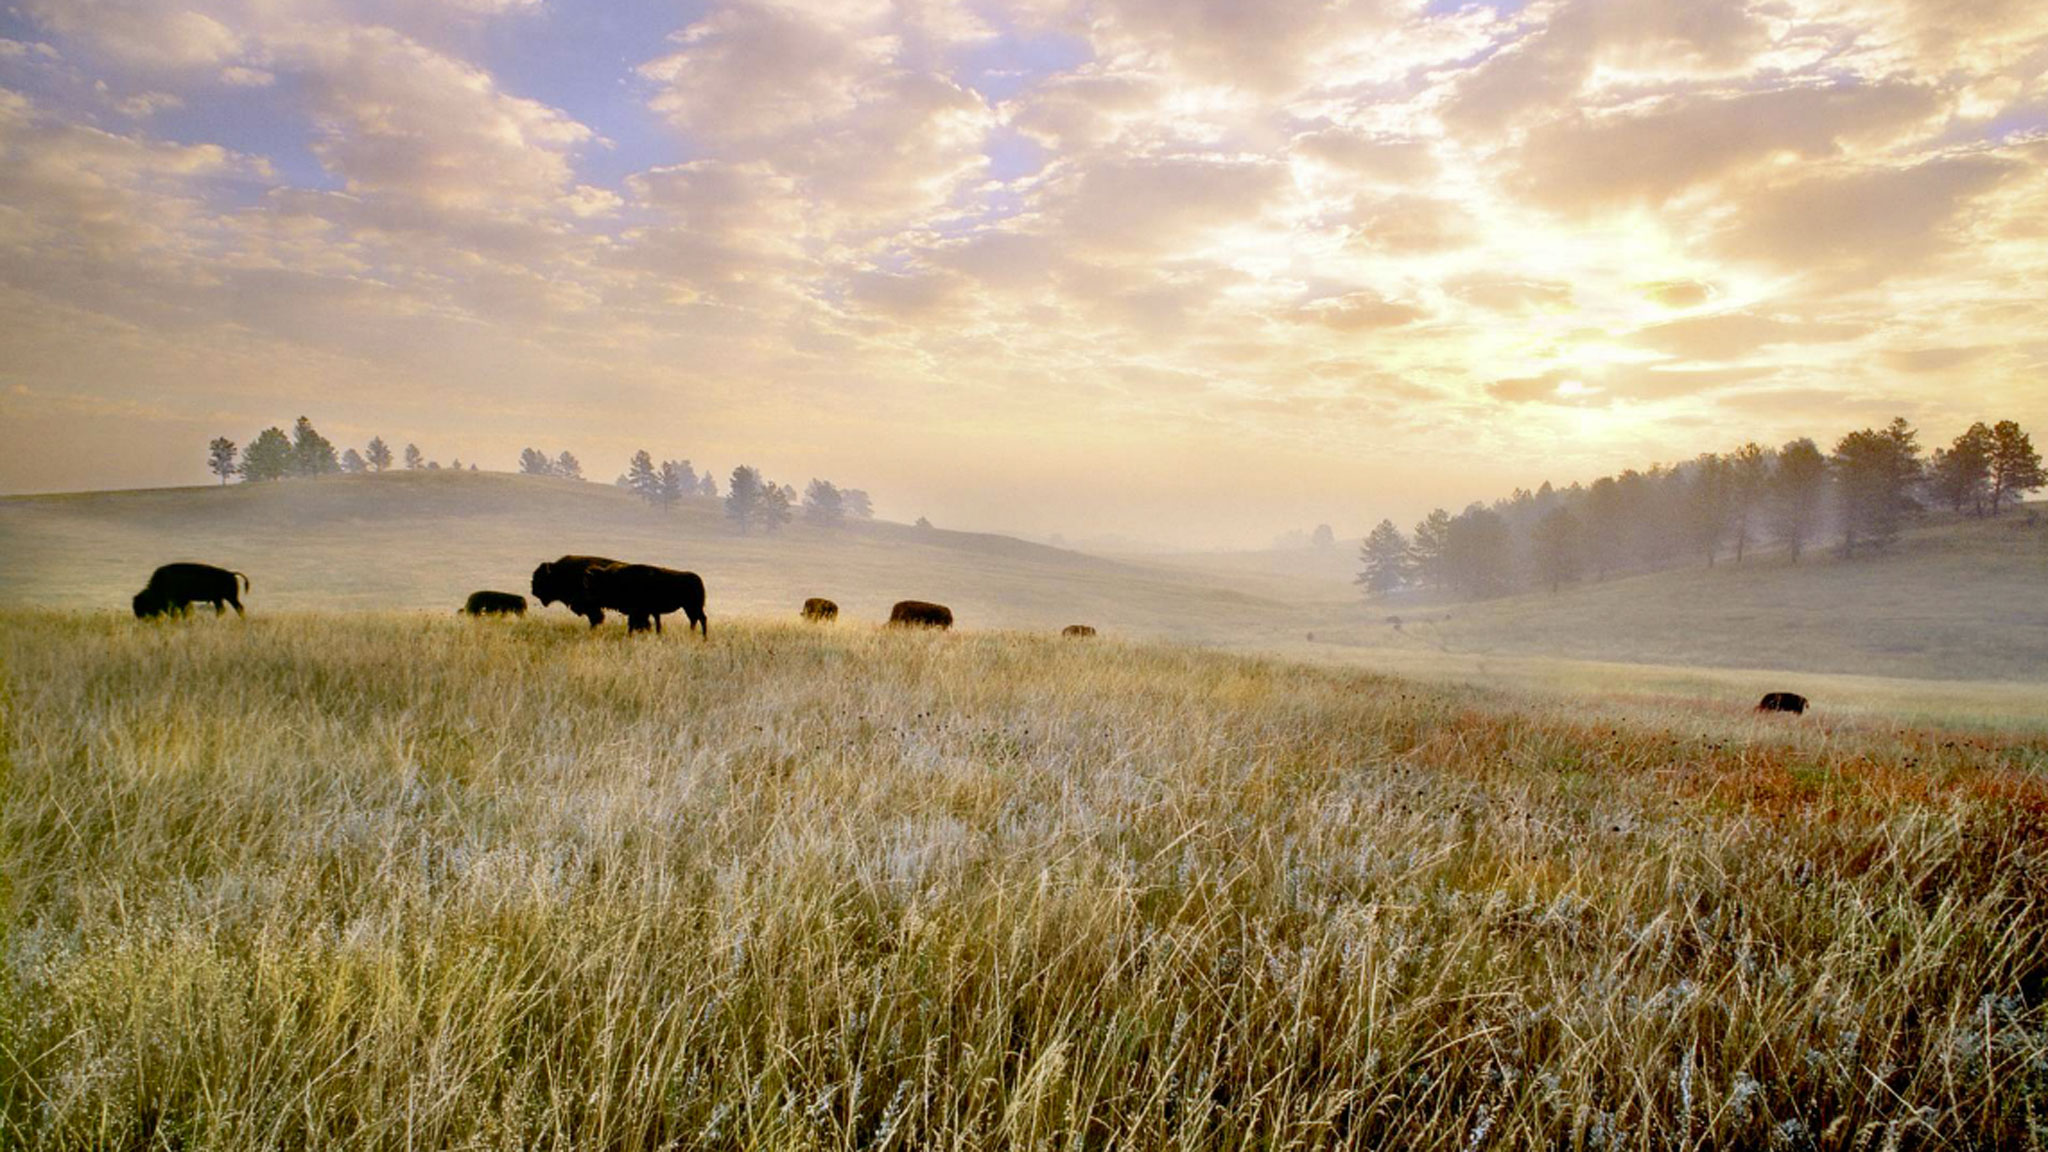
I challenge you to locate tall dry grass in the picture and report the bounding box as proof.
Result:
[3,611,2046,1149]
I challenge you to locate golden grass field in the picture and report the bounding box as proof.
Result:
[5,611,2047,1149]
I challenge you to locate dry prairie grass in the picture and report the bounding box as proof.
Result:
[3,611,2046,1150]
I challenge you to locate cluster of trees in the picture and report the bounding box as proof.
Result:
[517,448,584,481]
[1358,417,2043,602]
[722,468,873,534]
[620,452,716,508]
[208,418,455,483]
[614,451,872,532]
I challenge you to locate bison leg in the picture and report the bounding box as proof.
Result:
[652,614,664,634]
[691,611,708,640]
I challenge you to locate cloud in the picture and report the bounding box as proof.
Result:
[293,26,593,215]
[1718,153,2024,275]
[1629,312,1867,360]
[1043,154,1287,253]
[1292,291,1426,331]
[1448,276,1575,312]
[638,2,993,226]
[1513,82,1941,210]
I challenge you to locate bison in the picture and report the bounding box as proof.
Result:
[1756,691,1809,715]
[531,555,622,627]
[462,590,527,617]
[802,597,839,622]
[888,600,953,630]
[133,562,248,619]
[1061,624,1097,638]
[583,563,708,637]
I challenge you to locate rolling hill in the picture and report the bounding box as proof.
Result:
[2,473,2043,722]
[0,470,1333,646]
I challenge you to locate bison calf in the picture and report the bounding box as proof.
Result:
[1756,691,1809,715]
[133,562,248,619]
[1061,624,1097,638]
[584,563,708,637]
[888,600,953,630]
[532,555,622,627]
[462,590,527,616]
[802,597,839,622]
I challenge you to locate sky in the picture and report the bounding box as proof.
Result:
[0,0,2044,547]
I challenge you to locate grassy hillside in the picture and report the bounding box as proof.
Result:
[0,471,1323,645]
[5,612,2046,1148]
[3,474,2044,698]
[1151,510,2048,684]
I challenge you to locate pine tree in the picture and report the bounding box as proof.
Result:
[1831,418,1921,555]
[1685,453,1729,567]
[290,416,339,477]
[726,466,763,533]
[803,479,844,527]
[1408,508,1452,588]
[404,443,425,470]
[519,448,555,476]
[1442,506,1512,599]
[1354,519,1411,598]
[1724,442,1770,562]
[555,451,583,481]
[364,437,393,472]
[1582,475,1625,579]
[1770,438,1828,563]
[626,451,660,504]
[1987,420,2044,514]
[1929,423,1993,515]
[207,437,238,485]
[757,483,794,533]
[699,474,717,499]
[340,448,366,473]
[842,489,873,519]
[1530,506,1583,594]
[656,461,690,511]
[240,427,293,482]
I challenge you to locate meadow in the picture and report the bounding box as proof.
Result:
[4,611,2047,1149]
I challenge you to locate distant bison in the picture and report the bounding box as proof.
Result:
[1756,691,1809,715]
[802,597,839,622]
[462,590,526,616]
[584,563,708,637]
[888,600,953,630]
[531,555,622,627]
[1061,624,1097,638]
[133,562,248,619]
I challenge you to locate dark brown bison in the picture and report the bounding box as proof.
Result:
[462,590,526,616]
[802,597,839,622]
[1756,691,1809,715]
[583,563,708,637]
[888,600,953,630]
[133,562,248,619]
[1061,624,1096,638]
[531,555,622,627]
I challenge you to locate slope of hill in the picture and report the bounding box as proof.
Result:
[0,471,1326,645]
[3,474,2043,700]
[1291,510,2048,683]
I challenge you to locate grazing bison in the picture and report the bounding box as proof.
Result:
[583,563,708,637]
[801,597,839,622]
[462,590,526,617]
[1756,691,1809,715]
[888,600,953,630]
[1061,624,1097,638]
[132,562,248,619]
[531,555,622,627]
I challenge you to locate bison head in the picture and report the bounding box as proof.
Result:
[132,589,169,619]
[530,562,559,606]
